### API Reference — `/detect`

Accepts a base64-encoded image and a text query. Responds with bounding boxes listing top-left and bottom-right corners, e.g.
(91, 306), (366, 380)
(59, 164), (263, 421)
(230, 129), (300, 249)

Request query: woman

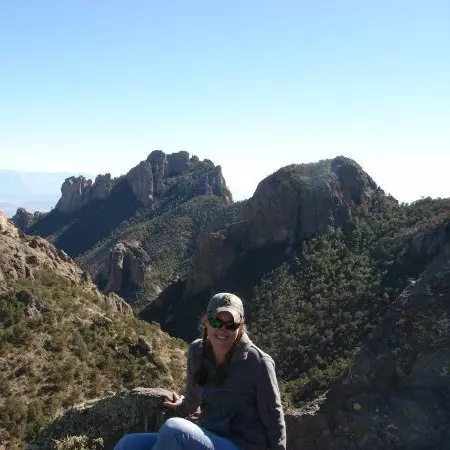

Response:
(114, 292), (286, 449)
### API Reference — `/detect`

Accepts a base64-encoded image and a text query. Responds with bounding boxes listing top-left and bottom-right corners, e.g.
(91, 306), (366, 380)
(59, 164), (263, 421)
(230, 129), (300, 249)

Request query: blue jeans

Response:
(114, 417), (240, 450)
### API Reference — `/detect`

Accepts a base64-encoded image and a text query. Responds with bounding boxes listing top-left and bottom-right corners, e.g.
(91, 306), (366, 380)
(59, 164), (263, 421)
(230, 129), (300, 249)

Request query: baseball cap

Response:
(207, 293), (244, 323)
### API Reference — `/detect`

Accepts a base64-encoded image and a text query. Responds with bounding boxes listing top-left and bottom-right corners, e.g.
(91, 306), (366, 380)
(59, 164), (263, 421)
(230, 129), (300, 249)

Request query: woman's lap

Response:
(114, 417), (240, 450)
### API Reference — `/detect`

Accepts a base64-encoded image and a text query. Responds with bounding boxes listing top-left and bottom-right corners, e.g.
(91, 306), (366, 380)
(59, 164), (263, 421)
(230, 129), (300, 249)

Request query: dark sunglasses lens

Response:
(208, 317), (240, 330)
(208, 317), (223, 328)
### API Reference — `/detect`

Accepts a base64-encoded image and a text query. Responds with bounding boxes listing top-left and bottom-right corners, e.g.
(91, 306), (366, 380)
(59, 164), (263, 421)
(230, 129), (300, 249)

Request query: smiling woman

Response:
(114, 292), (286, 450)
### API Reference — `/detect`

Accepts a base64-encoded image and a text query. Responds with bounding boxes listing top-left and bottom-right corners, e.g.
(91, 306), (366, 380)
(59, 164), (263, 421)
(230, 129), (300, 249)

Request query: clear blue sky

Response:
(1, 0), (449, 202)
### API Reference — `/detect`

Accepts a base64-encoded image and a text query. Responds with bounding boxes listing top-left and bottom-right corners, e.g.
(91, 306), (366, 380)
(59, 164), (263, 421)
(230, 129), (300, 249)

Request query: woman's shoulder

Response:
(243, 337), (275, 365)
(248, 343), (273, 360)
(187, 338), (204, 360)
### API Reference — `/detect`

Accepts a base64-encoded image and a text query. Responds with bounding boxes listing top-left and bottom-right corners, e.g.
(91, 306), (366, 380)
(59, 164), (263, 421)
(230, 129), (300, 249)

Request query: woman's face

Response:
(204, 311), (242, 355)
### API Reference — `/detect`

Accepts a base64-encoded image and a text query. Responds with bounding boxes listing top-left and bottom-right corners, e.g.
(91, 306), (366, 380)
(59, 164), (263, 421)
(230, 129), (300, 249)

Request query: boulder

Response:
(28, 388), (177, 450)
(15, 290), (46, 317)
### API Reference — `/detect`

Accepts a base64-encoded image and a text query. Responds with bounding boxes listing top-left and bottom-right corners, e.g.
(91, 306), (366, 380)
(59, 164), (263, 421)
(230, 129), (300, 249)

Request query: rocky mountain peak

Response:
(55, 173), (112, 213)
(51, 151), (232, 216)
(185, 156), (383, 296)
(127, 150), (232, 206)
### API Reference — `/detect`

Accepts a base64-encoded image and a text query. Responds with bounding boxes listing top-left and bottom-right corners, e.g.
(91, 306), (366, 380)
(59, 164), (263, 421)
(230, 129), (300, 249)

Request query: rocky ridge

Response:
(50, 150), (232, 215)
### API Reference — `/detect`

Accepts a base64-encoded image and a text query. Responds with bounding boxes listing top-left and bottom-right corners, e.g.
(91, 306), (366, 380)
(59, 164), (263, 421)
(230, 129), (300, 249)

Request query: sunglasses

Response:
(208, 317), (241, 331)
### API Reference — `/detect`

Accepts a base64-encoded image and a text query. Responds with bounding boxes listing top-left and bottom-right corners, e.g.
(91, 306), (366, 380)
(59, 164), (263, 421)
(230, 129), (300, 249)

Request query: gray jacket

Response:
(178, 333), (286, 450)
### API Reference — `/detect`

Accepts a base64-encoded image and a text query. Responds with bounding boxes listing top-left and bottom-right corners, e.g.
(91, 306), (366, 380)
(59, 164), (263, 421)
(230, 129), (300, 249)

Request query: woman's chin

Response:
(211, 335), (233, 351)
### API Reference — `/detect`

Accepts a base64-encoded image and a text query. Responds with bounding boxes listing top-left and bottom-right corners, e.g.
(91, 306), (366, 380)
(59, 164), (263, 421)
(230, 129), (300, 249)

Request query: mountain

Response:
(0, 170), (87, 217)
(11, 152), (450, 448)
(141, 157), (450, 410)
(0, 212), (187, 448)
(15, 151), (235, 310)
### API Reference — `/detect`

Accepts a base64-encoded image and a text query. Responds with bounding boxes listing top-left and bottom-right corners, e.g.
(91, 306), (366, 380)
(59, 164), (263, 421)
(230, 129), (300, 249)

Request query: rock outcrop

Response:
(28, 388), (177, 449)
(185, 156), (381, 296)
(142, 150), (232, 204)
(0, 211), (78, 291)
(147, 150), (167, 195)
(0, 210), (19, 238)
(103, 241), (150, 296)
(125, 161), (154, 206)
(55, 174), (112, 213)
(50, 151), (232, 216)
(0, 209), (131, 319)
(11, 207), (46, 232)
(204, 165), (232, 203)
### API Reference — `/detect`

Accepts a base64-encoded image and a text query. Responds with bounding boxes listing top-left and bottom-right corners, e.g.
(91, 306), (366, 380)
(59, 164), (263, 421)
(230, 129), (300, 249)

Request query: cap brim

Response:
(215, 307), (241, 323)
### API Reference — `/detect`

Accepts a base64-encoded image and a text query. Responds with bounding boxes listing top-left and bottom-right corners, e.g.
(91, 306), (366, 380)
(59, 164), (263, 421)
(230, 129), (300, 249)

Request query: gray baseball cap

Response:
(207, 292), (244, 323)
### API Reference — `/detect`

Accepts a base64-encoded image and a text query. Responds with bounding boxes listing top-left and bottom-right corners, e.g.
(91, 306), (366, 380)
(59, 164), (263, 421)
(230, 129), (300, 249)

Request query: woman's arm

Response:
(256, 356), (287, 450)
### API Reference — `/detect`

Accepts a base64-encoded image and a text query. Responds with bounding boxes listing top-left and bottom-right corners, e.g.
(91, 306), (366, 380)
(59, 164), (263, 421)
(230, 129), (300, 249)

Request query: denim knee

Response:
(114, 434), (134, 450)
(159, 417), (187, 437)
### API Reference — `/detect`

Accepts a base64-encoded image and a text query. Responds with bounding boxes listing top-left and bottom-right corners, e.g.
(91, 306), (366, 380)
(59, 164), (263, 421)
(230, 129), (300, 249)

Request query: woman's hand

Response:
(163, 392), (184, 409)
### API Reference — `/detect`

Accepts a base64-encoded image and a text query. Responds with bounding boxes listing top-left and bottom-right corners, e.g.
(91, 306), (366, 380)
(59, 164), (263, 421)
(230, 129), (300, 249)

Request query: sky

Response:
(1, 0), (449, 203)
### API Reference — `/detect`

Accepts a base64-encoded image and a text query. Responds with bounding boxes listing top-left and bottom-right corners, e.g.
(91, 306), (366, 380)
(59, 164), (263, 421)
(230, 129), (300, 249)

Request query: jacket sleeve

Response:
(178, 341), (202, 416)
(256, 356), (287, 450)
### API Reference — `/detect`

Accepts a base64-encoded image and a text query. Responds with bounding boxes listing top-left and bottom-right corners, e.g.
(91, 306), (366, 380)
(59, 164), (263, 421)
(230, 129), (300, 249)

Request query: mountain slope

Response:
(0, 212), (187, 448)
(287, 226), (450, 449)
